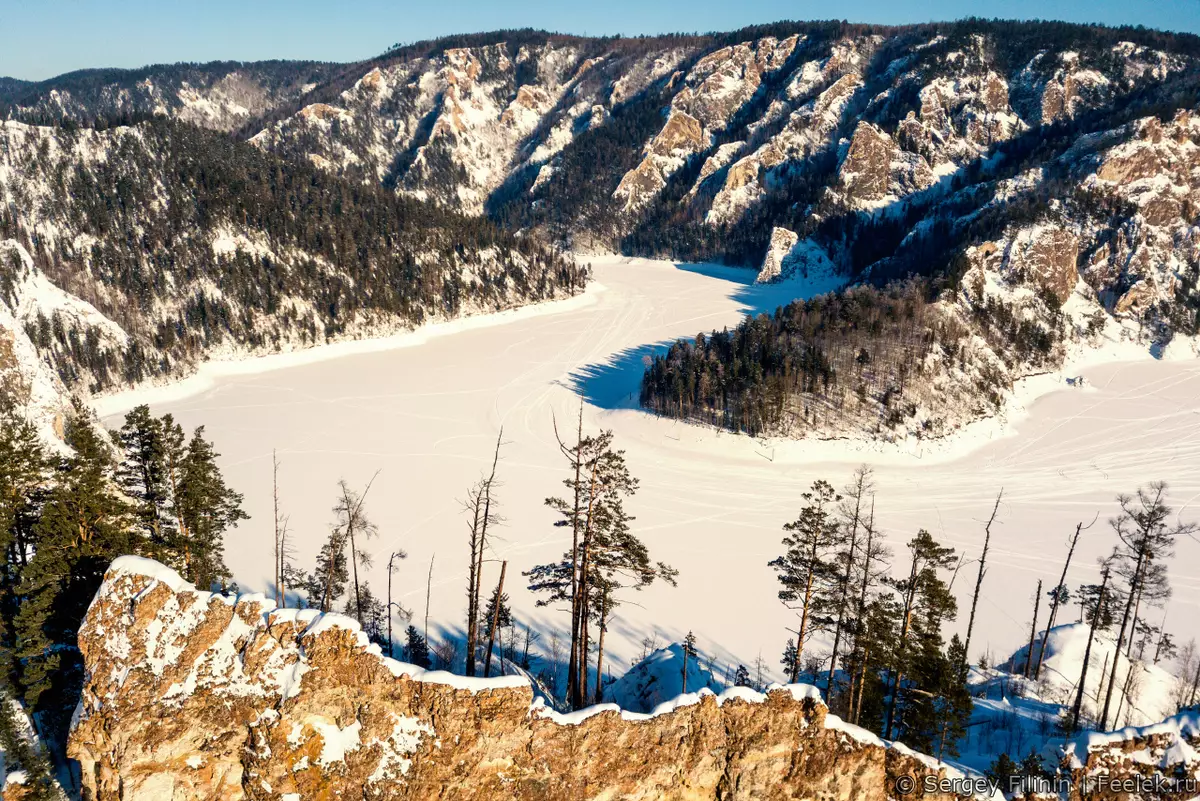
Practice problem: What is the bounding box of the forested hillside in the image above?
[221,20,1200,439]
[0,119,585,435]
[0,60,338,131]
[3,18,1198,444]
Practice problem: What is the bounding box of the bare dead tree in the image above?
[464,429,505,677]
[483,561,508,679]
[1034,515,1097,678]
[273,450,283,606]
[962,489,1003,673]
[424,554,434,643]
[1024,579,1042,678]
[335,473,381,626]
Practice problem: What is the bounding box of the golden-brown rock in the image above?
[70,558,975,801]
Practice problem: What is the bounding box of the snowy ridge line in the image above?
[1065,710,1200,761]
[91,280,605,418]
[105,556,526,694]
[103,554,974,776]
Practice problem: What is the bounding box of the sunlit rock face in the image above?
[70,557,973,801]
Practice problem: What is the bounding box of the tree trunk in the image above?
[682,644,689,695]
[468,428,504,677]
[884,553,921,740]
[854,634,871,726]
[828,474,868,709]
[1069,563,1110,733]
[793,568,816,683]
[565,406,585,709]
[273,450,282,607]
[963,490,1002,673]
[1036,520,1086,679]
[464,498,483,677]
[424,554,434,643]
[1126,582,1145,660]
[1100,545,1147,729]
[1024,580,1042,678]
[483,561,507,679]
[387,552,395,659]
[594,592,608,704]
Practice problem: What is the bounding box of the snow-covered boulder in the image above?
[605,644,724,714]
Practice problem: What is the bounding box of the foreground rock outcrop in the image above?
[1061,713,1200,801]
[70,557,972,800]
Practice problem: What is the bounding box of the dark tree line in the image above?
[0,119,587,395]
[768,467,970,758]
[0,401,245,792]
[641,280,1058,437]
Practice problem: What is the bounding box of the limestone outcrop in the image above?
[70,557,974,801]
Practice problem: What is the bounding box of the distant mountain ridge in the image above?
[2,19,1199,442]
[1,60,340,132]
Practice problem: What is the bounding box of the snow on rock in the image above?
[0,237,126,445]
[614,35,800,212]
[605,643,725,714]
[1059,711,1200,796]
[756,227,846,296]
[756,226,800,282]
[71,555,987,800]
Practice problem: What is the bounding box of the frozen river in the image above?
[98,257,1200,682]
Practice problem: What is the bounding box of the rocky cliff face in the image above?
[69,557,975,801]
[244,25,1199,347]
[1060,713,1200,801]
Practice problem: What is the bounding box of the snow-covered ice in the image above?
[96,256,1200,686]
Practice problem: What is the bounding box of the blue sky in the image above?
[3,0,1197,81]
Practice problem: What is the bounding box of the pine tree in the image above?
[769,480,840,682]
[115,404,172,554]
[848,596,900,730]
[528,422,673,708]
[332,477,380,627]
[883,529,957,742]
[405,625,431,668]
[734,664,751,687]
[827,466,873,707]
[845,496,891,723]
[13,418,132,735]
[0,683,56,801]
[308,528,349,612]
[0,413,48,682]
[682,630,698,694]
[1099,483,1196,729]
[481,590,513,641]
[342,582,386,646]
[172,426,246,590]
[780,639,798,678]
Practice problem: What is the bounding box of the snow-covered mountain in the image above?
[0,118,586,441]
[4,20,1198,444]
[1,60,337,132]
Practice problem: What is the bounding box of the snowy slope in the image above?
[1008,623,1179,729]
[92,257,1200,698]
[605,644,725,713]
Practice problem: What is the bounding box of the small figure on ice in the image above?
[1066,375,1087,388]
